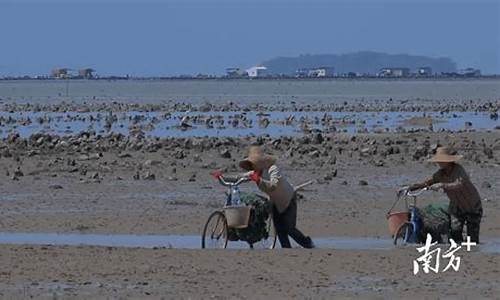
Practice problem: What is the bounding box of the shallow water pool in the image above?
[0,232,498,254]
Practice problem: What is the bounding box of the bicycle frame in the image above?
[405,188,428,243]
[404,199,420,243]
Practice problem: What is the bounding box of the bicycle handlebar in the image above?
[217,175,250,187]
[405,187,428,197]
[398,186,428,198]
[389,186,429,214]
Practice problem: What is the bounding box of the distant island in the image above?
[260,51,457,76]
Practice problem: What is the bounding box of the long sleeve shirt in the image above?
[256,165,295,213]
[425,163,482,213]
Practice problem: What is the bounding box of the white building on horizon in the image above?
[246,66,268,78]
[308,66,335,78]
[458,68,481,77]
[378,67,410,78]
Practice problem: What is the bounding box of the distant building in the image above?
[295,66,335,78]
[441,68,481,78]
[51,68,70,79]
[295,68,309,78]
[459,68,481,77]
[225,67,246,78]
[246,66,268,78]
[347,72,362,78]
[78,68,95,79]
[378,67,410,78]
[417,67,433,77]
[308,67,335,78]
[378,68,390,77]
[195,73,211,79]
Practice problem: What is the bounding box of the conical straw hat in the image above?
[428,146,463,163]
[239,146,276,171]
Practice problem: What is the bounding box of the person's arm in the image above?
[442,175,466,192]
[409,168,445,191]
[437,166,469,192]
[241,171,253,178]
[409,177,435,191]
[257,165,281,193]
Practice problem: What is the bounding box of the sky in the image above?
[0,0,499,76]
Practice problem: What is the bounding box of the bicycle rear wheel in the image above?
[394,222,414,246]
[201,211,228,249]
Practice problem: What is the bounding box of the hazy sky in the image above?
[0,0,499,76]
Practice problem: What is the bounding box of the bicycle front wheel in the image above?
[394,222,414,246]
[201,211,228,249]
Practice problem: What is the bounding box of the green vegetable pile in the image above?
[227,192,272,245]
[416,202,450,243]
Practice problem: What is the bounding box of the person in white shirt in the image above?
[240,145,314,248]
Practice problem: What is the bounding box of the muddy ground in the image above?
[0,130,499,237]
[0,245,499,299]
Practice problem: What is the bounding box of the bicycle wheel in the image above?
[201,211,228,249]
[394,222,414,246]
[253,216,278,249]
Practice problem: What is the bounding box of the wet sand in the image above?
[0,246,498,299]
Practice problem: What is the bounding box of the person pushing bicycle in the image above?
[408,147,483,243]
[239,145,314,249]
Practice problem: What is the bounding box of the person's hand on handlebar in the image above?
[397,186,409,193]
[247,171,261,183]
[210,170,223,179]
[397,186,409,197]
[408,183,427,191]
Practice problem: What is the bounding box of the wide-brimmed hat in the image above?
[239,146,276,171]
[428,146,462,163]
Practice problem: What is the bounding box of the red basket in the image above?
[386,211,410,236]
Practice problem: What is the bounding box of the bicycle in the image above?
[201,173,277,249]
[389,187,428,246]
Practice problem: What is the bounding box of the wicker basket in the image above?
[224,206,251,229]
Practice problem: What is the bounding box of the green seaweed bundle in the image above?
[416,202,450,243]
[227,192,272,245]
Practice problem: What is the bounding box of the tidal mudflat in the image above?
[0,79,499,298]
